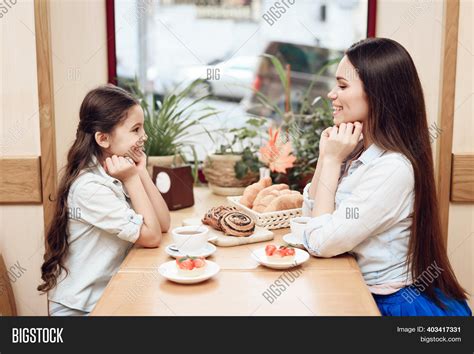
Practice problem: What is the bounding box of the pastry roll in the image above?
[219,211,255,237]
[202,206,237,231]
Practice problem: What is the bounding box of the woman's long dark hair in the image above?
[346,38,467,305]
[38,84,139,293]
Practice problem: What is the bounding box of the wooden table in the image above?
[91,187,380,316]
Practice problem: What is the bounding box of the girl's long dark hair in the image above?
[346,38,467,305]
[38,84,139,293]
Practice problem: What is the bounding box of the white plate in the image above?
[282,233,305,249]
[159,260,220,284]
[251,247,310,270]
[165,242,217,258]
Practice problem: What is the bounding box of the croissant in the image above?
[239,177,272,208]
[252,184,289,209]
[263,192,303,212]
[252,190,281,213]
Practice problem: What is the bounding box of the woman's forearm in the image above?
[312,157,341,217]
[308,158,324,199]
[123,175,162,244]
[139,170,171,232]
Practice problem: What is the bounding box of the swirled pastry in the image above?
[218,211,255,237]
[202,206,237,231]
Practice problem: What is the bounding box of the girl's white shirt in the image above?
[48,155,143,312]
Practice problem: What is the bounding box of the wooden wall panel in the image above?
[34,0,58,233]
[436,0,460,243]
[451,154,474,202]
[0,157,42,203]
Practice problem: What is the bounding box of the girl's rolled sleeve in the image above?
[71,180,143,243]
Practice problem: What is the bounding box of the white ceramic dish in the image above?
[251,247,310,270]
[165,242,217,259]
[158,260,220,284]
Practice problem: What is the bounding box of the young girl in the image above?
[38,85,170,316]
[302,38,471,316]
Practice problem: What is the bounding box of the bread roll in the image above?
[252,184,289,209]
[263,192,303,212]
[252,190,281,212]
[239,177,272,208]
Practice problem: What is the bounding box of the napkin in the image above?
[208,226,274,247]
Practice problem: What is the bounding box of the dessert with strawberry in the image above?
[265,244,296,262]
[175,256,207,277]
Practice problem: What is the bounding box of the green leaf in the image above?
[234,161,249,179]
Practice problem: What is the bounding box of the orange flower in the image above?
[259,127,296,173]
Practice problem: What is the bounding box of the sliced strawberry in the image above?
[275,248,286,257]
[192,257,206,268]
[273,246,295,257]
[176,257,195,270]
[265,244,277,256]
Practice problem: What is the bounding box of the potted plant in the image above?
[203,117,267,195]
[251,54,338,191]
[129,79,219,179]
[274,97,334,191]
[204,116,300,196]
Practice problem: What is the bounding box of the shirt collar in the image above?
[88,155,130,197]
[89,154,114,182]
[357,143,386,165]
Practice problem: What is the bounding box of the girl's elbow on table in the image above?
[135,224,162,248]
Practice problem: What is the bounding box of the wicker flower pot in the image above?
[203,154,258,194]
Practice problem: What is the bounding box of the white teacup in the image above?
[172,225,209,254]
[290,216,311,244]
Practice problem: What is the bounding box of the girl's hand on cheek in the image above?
[127,147,147,173]
[324,122,363,164]
[104,155,139,183]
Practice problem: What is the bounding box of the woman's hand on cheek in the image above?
[318,127,333,158]
[324,122,363,164]
[104,155,139,183]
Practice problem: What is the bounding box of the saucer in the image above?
[165,242,217,259]
[282,233,305,249]
[251,247,310,270]
[158,260,220,284]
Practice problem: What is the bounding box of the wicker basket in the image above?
[203,154,258,187]
[227,196,302,230]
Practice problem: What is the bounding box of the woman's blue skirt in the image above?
[373,286,472,316]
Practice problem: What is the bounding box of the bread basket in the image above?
[227,196,302,230]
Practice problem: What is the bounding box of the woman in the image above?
[302,37,471,316]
